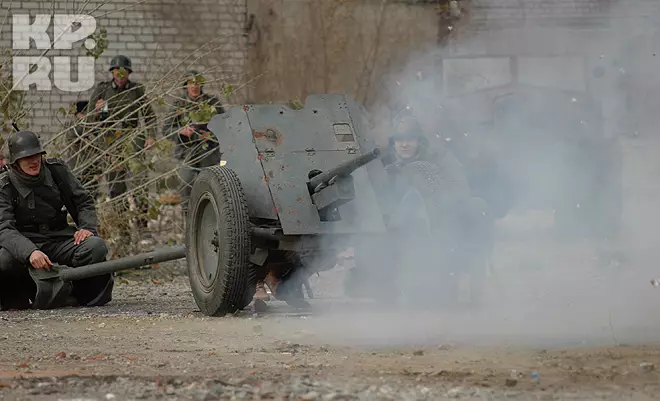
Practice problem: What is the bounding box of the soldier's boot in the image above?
[82,277,114,307]
[253,280,270,301]
[0,296,31,311]
[0,251,35,310]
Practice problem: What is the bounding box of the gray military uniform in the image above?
[162,92,225,211]
[86,79,156,131]
[386,140,494,265]
[163,92,224,161]
[85,79,156,232]
[0,158,113,310]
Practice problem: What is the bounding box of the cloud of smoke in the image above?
[291,0,660,350]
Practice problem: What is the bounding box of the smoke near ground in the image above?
[298,0,660,350]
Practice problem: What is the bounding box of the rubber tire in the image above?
[186,166,252,316]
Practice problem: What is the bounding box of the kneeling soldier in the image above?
[0,131,113,310]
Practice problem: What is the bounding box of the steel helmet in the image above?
[183,70,205,87]
[109,55,132,73]
[8,130,46,164]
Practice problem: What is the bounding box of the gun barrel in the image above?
[58,246,186,281]
[308,147,381,191]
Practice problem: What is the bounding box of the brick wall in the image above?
[0,0,248,138]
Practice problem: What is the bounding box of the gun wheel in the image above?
[186,166,252,316]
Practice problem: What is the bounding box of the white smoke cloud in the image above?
[279,0,660,349]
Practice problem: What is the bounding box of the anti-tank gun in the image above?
[182,95,390,314]
[29,95,392,316]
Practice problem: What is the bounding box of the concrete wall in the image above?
[243,0,445,109]
[455,0,660,254]
[444,0,660,138]
[0,0,248,138]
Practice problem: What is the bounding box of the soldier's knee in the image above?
[73,236,108,265]
[87,236,109,261]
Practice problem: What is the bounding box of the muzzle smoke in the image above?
[284,0,660,350]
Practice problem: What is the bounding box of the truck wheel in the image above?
[186,166,252,316]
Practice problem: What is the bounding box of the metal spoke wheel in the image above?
[186,166,252,316]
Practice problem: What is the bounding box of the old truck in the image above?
[29,94,487,315]
[398,53,623,240]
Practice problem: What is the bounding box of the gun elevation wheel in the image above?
[186,166,252,316]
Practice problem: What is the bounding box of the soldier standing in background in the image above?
[162,70,279,302]
[0,131,113,310]
[85,55,157,246]
[162,70,224,216]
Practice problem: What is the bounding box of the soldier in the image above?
[86,55,157,245]
[162,70,224,216]
[384,115,472,200]
[160,71,276,302]
[0,131,113,311]
[386,115,494,305]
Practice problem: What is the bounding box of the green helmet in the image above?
[390,114,425,139]
[183,70,205,87]
[388,115,428,153]
[8,131,46,164]
[109,55,132,72]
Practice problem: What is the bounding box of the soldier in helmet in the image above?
[385,114,494,305]
[0,131,113,310]
[162,70,225,215]
[385,114,472,197]
[86,55,157,245]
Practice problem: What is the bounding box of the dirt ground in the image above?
[1,214,660,401]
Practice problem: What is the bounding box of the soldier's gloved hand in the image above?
[29,250,54,270]
[179,126,194,138]
[74,229,94,245]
